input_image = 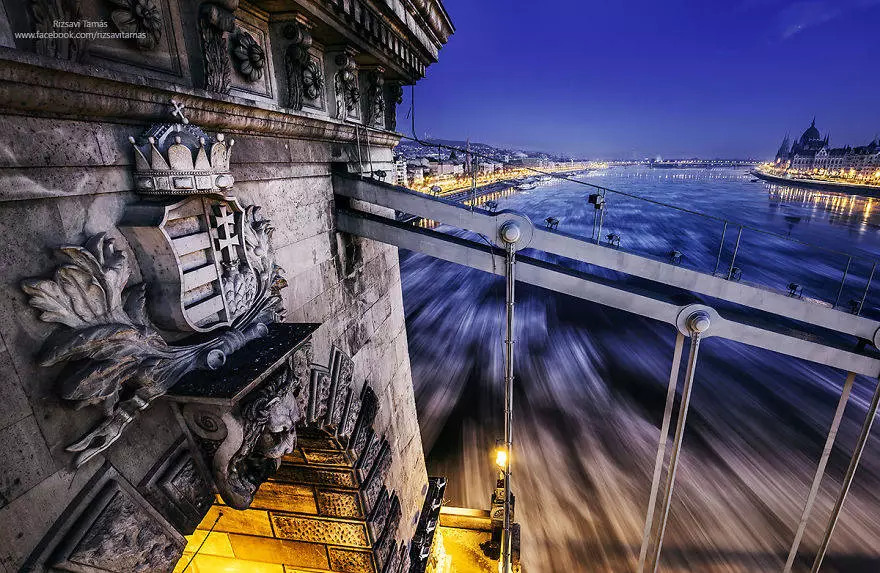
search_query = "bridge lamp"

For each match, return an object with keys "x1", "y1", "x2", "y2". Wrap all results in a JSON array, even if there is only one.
[{"x1": 495, "y1": 448, "x2": 508, "y2": 470}]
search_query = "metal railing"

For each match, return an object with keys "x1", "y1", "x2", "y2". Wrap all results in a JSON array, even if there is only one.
[
  {"x1": 438, "y1": 174, "x2": 880, "y2": 318},
  {"x1": 334, "y1": 172, "x2": 880, "y2": 573}
]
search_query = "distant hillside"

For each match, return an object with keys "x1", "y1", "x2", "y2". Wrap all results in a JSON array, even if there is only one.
[{"x1": 394, "y1": 138, "x2": 576, "y2": 163}]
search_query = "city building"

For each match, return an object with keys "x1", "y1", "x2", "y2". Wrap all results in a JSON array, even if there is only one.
[
  {"x1": 774, "y1": 119, "x2": 880, "y2": 177},
  {"x1": 395, "y1": 158, "x2": 409, "y2": 187},
  {"x1": 409, "y1": 166, "x2": 426, "y2": 186},
  {"x1": 427, "y1": 161, "x2": 464, "y2": 178}
]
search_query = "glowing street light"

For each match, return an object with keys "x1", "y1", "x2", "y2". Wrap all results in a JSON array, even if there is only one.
[{"x1": 495, "y1": 448, "x2": 508, "y2": 470}]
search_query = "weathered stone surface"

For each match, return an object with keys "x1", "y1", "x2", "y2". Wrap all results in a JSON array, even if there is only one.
[
  {"x1": 356, "y1": 433, "x2": 380, "y2": 473},
  {"x1": 271, "y1": 513, "x2": 369, "y2": 547},
  {"x1": 0, "y1": 415, "x2": 56, "y2": 509},
  {"x1": 27, "y1": 464, "x2": 185, "y2": 573},
  {"x1": 374, "y1": 495, "x2": 401, "y2": 571},
  {"x1": 316, "y1": 488, "x2": 362, "y2": 518},
  {"x1": 0, "y1": 464, "x2": 101, "y2": 572},
  {"x1": 328, "y1": 547, "x2": 377, "y2": 573},
  {"x1": 368, "y1": 488, "x2": 391, "y2": 543},
  {"x1": 310, "y1": 368, "x2": 333, "y2": 424},
  {"x1": 362, "y1": 443, "x2": 392, "y2": 516},
  {"x1": 274, "y1": 464, "x2": 358, "y2": 489},
  {"x1": 350, "y1": 386, "x2": 379, "y2": 461},
  {"x1": 251, "y1": 481, "x2": 317, "y2": 514},
  {"x1": 62, "y1": 489, "x2": 181, "y2": 572},
  {"x1": 0, "y1": 345, "x2": 32, "y2": 434}
]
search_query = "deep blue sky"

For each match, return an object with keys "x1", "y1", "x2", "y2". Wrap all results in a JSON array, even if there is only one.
[{"x1": 400, "y1": 0, "x2": 880, "y2": 159}]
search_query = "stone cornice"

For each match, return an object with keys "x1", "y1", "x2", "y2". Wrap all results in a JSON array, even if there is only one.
[
  {"x1": 405, "y1": 0, "x2": 454, "y2": 46},
  {"x1": 0, "y1": 48, "x2": 401, "y2": 147}
]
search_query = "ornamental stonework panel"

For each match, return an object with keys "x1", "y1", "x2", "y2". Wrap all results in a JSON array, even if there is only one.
[
  {"x1": 88, "y1": 0, "x2": 188, "y2": 80},
  {"x1": 316, "y1": 488, "x2": 362, "y2": 518},
  {"x1": 26, "y1": 464, "x2": 186, "y2": 573},
  {"x1": 271, "y1": 513, "x2": 370, "y2": 547},
  {"x1": 140, "y1": 439, "x2": 214, "y2": 534},
  {"x1": 229, "y1": 11, "x2": 274, "y2": 100}
]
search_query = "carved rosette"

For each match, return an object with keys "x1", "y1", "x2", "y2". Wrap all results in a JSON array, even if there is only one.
[
  {"x1": 334, "y1": 51, "x2": 360, "y2": 120},
  {"x1": 231, "y1": 28, "x2": 265, "y2": 83},
  {"x1": 199, "y1": 0, "x2": 239, "y2": 93},
  {"x1": 284, "y1": 21, "x2": 323, "y2": 110},
  {"x1": 108, "y1": 0, "x2": 163, "y2": 51}
]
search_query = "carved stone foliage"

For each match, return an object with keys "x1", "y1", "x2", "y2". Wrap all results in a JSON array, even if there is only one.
[
  {"x1": 386, "y1": 81, "x2": 404, "y2": 132},
  {"x1": 199, "y1": 0, "x2": 239, "y2": 93},
  {"x1": 174, "y1": 328, "x2": 315, "y2": 509},
  {"x1": 231, "y1": 28, "x2": 265, "y2": 83},
  {"x1": 30, "y1": 0, "x2": 88, "y2": 61},
  {"x1": 108, "y1": 0, "x2": 163, "y2": 51},
  {"x1": 26, "y1": 464, "x2": 185, "y2": 572},
  {"x1": 22, "y1": 106, "x2": 287, "y2": 468},
  {"x1": 334, "y1": 51, "x2": 360, "y2": 120},
  {"x1": 364, "y1": 69, "x2": 386, "y2": 128},
  {"x1": 283, "y1": 21, "x2": 323, "y2": 111}
]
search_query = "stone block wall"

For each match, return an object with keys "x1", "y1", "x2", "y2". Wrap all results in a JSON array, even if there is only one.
[{"x1": 0, "y1": 0, "x2": 452, "y2": 568}]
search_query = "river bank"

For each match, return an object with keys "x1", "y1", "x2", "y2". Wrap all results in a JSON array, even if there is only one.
[{"x1": 753, "y1": 169, "x2": 880, "y2": 197}]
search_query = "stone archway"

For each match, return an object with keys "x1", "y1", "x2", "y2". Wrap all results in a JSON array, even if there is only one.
[{"x1": 173, "y1": 347, "x2": 408, "y2": 573}]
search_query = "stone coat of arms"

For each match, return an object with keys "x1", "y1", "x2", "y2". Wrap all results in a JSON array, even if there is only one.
[{"x1": 21, "y1": 102, "x2": 289, "y2": 468}]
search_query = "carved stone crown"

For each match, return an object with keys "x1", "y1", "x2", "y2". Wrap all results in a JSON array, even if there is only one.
[{"x1": 129, "y1": 121, "x2": 235, "y2": 195}]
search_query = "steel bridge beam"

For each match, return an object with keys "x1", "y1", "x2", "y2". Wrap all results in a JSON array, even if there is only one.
[
  {"x1": 333, "y1": 174, "x2": 880, "y2": 345},
  {"x1": 336, "y1": 207, "x2": 880, "y2": 377}
]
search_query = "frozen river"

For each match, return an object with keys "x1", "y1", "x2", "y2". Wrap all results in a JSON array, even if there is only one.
[{"x1": 401, "y1": 167, "x2": 880, "y2": 572}]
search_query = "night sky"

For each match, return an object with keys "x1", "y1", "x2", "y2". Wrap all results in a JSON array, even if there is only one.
[{"x1": 399, "y1": 0, "x2": 880, "y2": 159}]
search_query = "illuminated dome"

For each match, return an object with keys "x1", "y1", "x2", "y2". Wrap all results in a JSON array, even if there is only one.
[{"x1": 801, "y1": 118, "x2": 821, "y2": 143}]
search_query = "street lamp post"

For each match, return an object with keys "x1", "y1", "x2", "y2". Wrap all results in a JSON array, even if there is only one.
[{"x1": 498, "y1": 219, "x2": 522, "y2": 573}]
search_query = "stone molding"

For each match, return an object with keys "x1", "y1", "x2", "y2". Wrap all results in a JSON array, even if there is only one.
[
  {"x1": 139, "y1": 438, "x2": 215, "y2": 534},
  {"x1": 0, "y1": 50, "x2": 401, "y2": 147},
  {"x1": 24, "y1": 463, "x2": 186, "y2": 573}
]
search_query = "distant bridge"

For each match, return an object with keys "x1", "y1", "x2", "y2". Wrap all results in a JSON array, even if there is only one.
[{"x1": 334, "y1": 171, "x2": 880, "y2": 573}]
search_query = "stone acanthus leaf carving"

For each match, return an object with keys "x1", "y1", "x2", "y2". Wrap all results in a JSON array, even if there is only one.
[
  {"x1": 364, "y1": 69, "x2": 386, "y2": 128},
  {"x1": 334, "y1": 52, "x2": 360, "y2": 120},
  {"x1": 30, "y1": 0, "x2": 88, "y2": 61},
  {"x1": 231, "y1": 28, "x2": 265, "y2": 83},
  {"x1": 283, "y1": 22, "x2": 314, "y2": 110},
  {"x1": 386, "y1": 81, "x2": 404, "y2": 132},
  {"x1": 199, "y1": 0, "x2": 239, "y2": 93},
  {"x1": 108, "y1": 0, "x2": 163, "y2": 51},
  {"x1": 21, "y1": 234, "x2": 273, "y2": 467}
]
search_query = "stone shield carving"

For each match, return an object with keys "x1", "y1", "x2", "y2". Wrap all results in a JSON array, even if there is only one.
[
  {"x1": 21, "y1": 105, "x2": 288, "y2": 468},
  {"x1": 121, "y1": 196, "x2": 283, "y2": 333}
]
